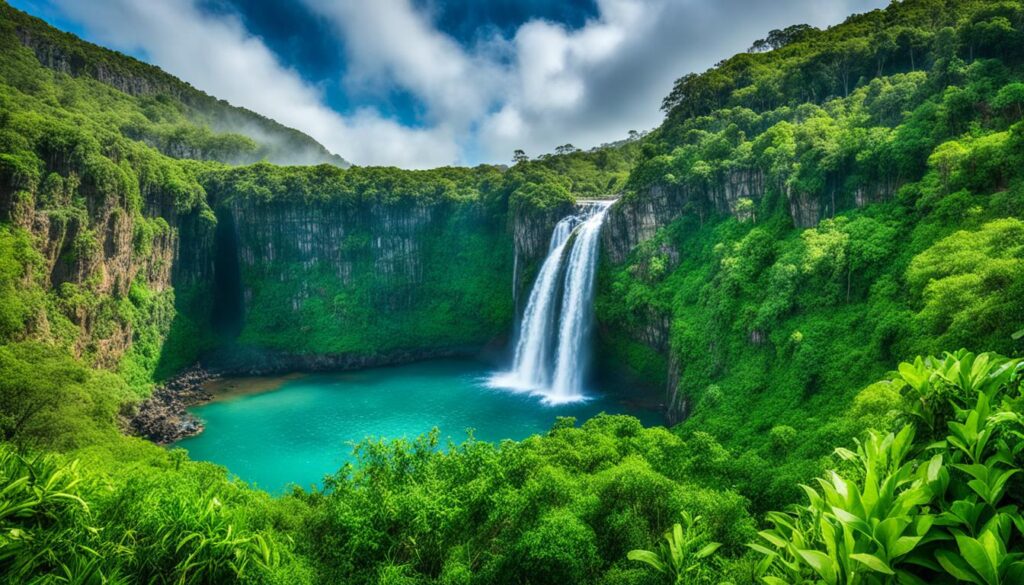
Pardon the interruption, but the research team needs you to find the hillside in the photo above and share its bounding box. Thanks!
[0,1,348,167]
[1,1,1023,584]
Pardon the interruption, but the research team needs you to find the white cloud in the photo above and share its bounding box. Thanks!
[50,0,891,167]
[303,0,889,165]
[476,0,891,162]
[51,0,458,168]
[303,0,505,129]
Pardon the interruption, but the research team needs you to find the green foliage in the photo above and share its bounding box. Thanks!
[0,441,311,584]
[0,1,344,167]
[627,511,722,584]
[753,350,1024,584]
[0,342,129,449]
[600,8,1024,475]
[296,416,755,584]
[2,0,1024,584]
[0,445,114,583]
[659,0,1024,122]
[906,219,1024,352]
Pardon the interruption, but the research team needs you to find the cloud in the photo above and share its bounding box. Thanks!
[48,0,890,167]
[50,0,458,168]
[304,0,505,128]
[476,0,892,162]
[302,0,889,165]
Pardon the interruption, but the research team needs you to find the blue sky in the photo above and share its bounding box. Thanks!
[9,0,889,168]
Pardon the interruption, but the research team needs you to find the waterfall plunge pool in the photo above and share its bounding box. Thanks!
[174,359,660,493]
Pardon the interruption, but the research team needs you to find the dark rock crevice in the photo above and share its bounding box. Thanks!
[211,208,243,339]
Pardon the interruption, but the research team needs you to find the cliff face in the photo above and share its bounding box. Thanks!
[598,169,901,420]
[229,199,437,311]
[204,194,515,371]
[604,169,900,263]
[0,168,198,369]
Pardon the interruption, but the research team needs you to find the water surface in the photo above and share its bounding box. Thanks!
[175,360,658,492]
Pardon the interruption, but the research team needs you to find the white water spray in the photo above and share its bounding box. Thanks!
[489,201,612,404]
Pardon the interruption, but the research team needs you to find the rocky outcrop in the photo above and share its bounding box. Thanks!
[0,171,189,367]
[603,169,773,263]
[603,185,686,264]
[126,367,212,444]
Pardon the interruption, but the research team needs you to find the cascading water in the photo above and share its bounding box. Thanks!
[489,201,613,404]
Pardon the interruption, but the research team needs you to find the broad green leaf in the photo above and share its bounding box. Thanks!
[936,549,983,584]
[851,553,895,575]
[758,530,789,550]
[890,536,922,559]
[747,543,779,557]
[695,542,721,559]
[797,549,837,585]
[627,550,667,574]
[955,533,999,585]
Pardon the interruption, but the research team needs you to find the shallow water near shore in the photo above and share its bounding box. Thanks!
[174,359,660,493]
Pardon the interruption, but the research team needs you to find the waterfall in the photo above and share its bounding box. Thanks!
[489,201,612,404]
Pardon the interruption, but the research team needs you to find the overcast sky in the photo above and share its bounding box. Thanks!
[11,0,890,168]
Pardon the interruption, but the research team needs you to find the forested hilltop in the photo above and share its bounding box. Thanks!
[1,0,1023,584]
[0,2,348,167]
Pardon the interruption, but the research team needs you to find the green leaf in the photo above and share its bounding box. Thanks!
[695,542,721,559]
[851,553,895,575]
[890,536,922,559]
[936,549,983,584]
[797,549,837,585]
[747,543,779,558]
[955,533,999,585]
[758,530,789,549]
[926,454,943,483]
[627,550,667,574]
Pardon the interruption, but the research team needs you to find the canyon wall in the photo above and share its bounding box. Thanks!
[205,193,516,373]
[0,164,212,374]
[597,169,901,419]
[604,169,900,262]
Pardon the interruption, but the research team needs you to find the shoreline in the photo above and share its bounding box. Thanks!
[127,348,665,446]
[202,372,305,403]
[126,346,497,446]
[126,366,216,445]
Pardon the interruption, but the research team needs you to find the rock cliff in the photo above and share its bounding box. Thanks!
[598,168,901,421]
[203,192,516,370]
[0,166,195,369]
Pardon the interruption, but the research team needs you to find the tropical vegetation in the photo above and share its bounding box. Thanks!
[1,0,1024,583]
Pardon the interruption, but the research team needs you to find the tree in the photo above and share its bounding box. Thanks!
[895,26,932,71]
[843,217,897,301]
[0,343,87,444]
[555,144,579,155]
[928,140,968,192]
[993,83,1024,121]
[826,37,871,97]
[748,24,818,53]
[512,149,529,164]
